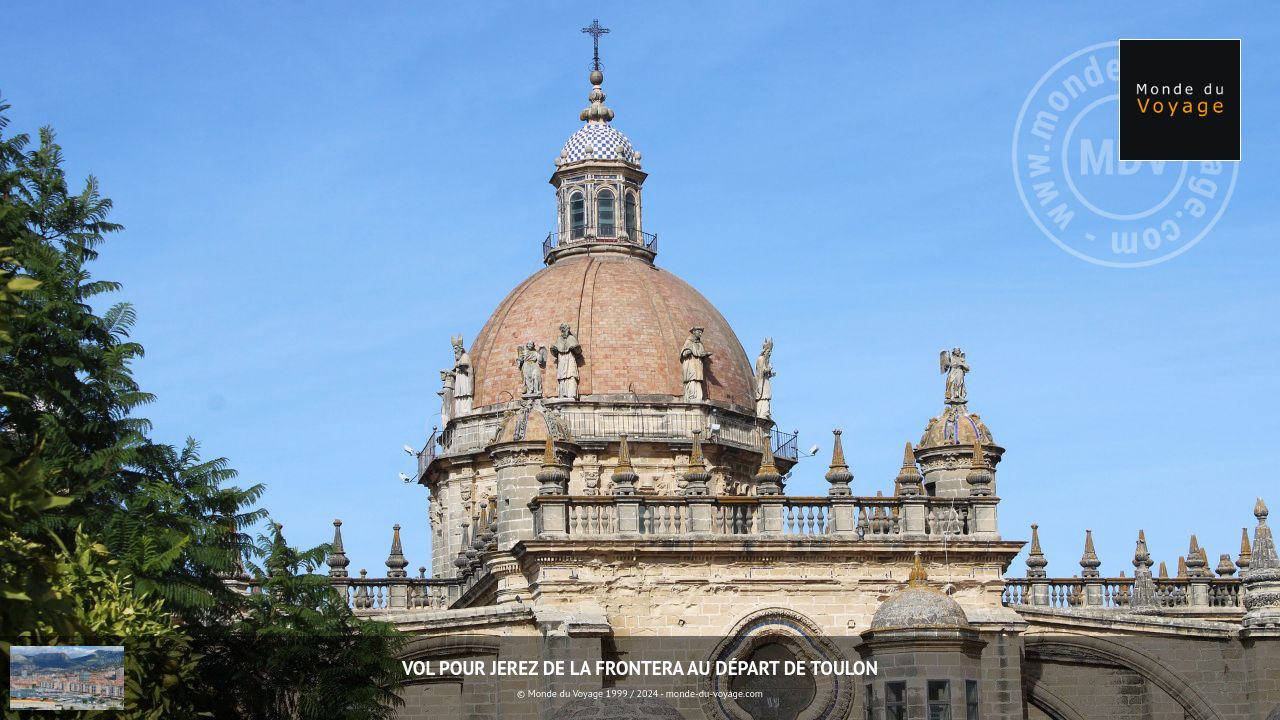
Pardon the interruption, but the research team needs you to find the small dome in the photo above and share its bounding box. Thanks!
[919,405,994,449]
[871,587,971,630]
[561,122,638,164]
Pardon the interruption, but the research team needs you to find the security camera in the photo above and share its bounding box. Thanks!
[808,444,820,456]
[399,473,412,483]
[403,444,416,456]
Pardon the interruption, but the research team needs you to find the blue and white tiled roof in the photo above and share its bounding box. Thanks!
[561,122,638,164]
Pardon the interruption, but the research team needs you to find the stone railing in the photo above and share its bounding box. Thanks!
[1002,577,1243,610]
[330,572,461,614]
[531,495,996,540]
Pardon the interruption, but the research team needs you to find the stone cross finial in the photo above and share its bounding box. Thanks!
[327,519,350,578]
[1238,527,1252,571]
[894,441,924,497]
[385,524,408,578]
[611,434,638,496]
[1079,529,1101,578]
[1026,524,1048,579]
[682,430,711,496]
[754,432,783,496]
[824,429,853,497]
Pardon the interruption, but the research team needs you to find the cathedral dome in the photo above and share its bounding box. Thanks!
[918,405,995,450]
[560,122,638,164]
[468,252,755,410]
[870,557,971,630]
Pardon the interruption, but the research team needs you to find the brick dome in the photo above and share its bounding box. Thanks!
[469,252,755,410]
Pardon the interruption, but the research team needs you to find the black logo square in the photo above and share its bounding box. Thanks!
[1119,39,1240,161]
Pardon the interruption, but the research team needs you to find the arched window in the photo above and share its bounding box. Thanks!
[597,189,615,237]
[625,192,638,236]
[569,192,585,239]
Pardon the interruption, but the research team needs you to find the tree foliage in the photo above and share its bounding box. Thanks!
[1,94,404,718]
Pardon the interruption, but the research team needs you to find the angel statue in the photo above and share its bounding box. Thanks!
[940,347,969,405]
[451,336,473,415]
[516,341,548,397]
[754,337,775,419]
[550,323,582,399]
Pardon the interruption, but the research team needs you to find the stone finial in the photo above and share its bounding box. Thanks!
[1079,529,1101,578]
[824,430,853,496]
[1026,524,1048,579]
[1130,530,1157,610]
[1159,561,1169,579]
[682,430,711,496]
[1176,556,1188,578]
[1216,554,1237,577]
[326,519,350,578]
[1252,497,1278,571]
[611,434,639,496]
[385,524,408,578]
[536,436,568,495]
[1237,528,1252,571]
[1185,535,1207,577]
[907,550,929,587]
[894,441,924,497]
[453,522,471,571]
[754,432,783,496]
[966,440,993,497]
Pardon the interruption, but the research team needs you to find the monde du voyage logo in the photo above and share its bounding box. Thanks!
[1013,40,1240,268]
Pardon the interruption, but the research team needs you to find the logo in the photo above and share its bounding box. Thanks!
[1012,42,1238,268]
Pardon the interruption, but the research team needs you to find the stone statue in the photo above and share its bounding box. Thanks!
[550,323,582,399]
[940,347,969,405]
[437,369,455,427]
[680,327,712,401]
[754,337,775,418]
[516,341,548,397]
[451,336,473,415]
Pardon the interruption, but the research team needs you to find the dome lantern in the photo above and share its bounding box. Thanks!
[545,21,653,265]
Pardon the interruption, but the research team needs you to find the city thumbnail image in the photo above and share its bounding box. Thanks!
[8,646,125,711]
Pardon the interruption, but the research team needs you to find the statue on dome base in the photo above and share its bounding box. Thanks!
[755,337,775,418]
[550,323,582,399]
[940,347,969,405]
[681,327,712,401]
[451,336,473,415]
[516,341,548,397]
[437,369,455,427]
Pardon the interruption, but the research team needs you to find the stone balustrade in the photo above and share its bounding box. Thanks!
[1002,577,1243,610]
[330,571,460,615]
[530,494,997,539]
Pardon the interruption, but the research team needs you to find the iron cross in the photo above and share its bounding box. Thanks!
[581,19,610,70]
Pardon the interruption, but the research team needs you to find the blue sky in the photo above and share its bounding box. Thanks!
[5,2,1278,581]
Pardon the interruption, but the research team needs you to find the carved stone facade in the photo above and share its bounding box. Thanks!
[312,48,1279,720]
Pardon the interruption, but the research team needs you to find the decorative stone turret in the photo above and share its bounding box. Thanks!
[754,433,784,496]
[824,430,853,497]
[1238,527,1253,572]
[537,437,569,495]
[1026,524,1048,579]
[1243,497,1280,629]
[327,519,350,578]
[915,350,1004,497]
[894,441,924,497]
[1186,535,1208,577]
[966,440,993,497]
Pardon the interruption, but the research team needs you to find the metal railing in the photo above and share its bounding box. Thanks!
[543,227,658,261]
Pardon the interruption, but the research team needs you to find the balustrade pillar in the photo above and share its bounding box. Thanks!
[535,498,569,538]
[900,498,927,537]
[615,496,641,534]
[829,497,856,536]
[970,498,999,540]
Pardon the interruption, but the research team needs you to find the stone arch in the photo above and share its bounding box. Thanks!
[702,608,853,720]
[1023,634,1222,720]
[1024,680,1088,720]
